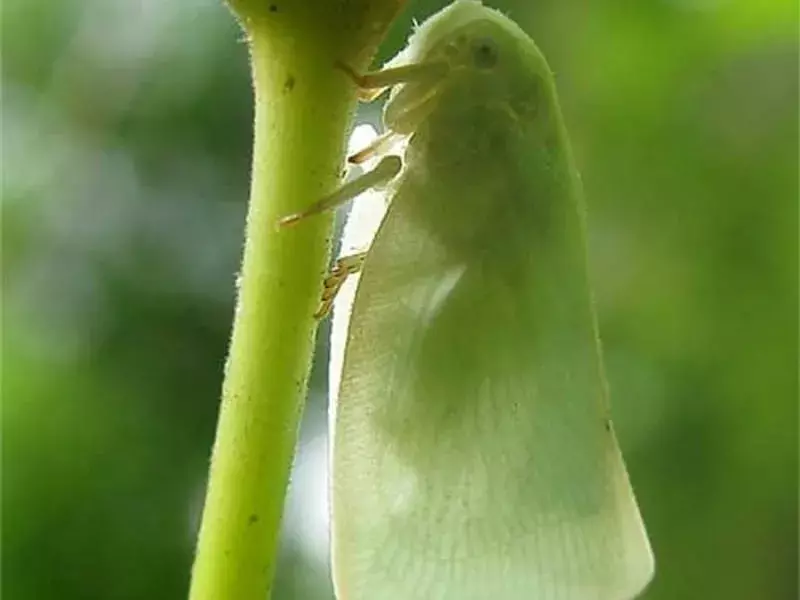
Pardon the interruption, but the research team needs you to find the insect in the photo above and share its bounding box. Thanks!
[281,1,654,598]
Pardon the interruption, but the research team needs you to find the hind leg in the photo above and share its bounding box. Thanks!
[315,252,368,319]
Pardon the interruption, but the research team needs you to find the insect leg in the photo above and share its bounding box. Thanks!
[347,130,402,165]
[315,252,368,319]
[336,60,449,102]
[278,155,401,227]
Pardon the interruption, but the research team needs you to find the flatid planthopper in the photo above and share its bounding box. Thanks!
[280,1,654,598]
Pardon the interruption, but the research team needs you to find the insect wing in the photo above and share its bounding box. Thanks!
[329,186,653,600]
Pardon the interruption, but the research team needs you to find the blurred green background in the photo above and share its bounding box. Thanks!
[3,0,797,598]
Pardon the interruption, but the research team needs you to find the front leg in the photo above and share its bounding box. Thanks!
[337,60,449,102]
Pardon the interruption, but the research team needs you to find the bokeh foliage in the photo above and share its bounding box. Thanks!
[2,0,797,598]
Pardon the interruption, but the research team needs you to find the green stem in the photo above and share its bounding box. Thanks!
[189,3,404,599]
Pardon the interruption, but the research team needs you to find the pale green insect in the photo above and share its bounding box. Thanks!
[284,1,654,598]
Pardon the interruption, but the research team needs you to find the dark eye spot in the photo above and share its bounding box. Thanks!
[471,37,498,69]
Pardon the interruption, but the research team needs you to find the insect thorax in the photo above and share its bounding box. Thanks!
[395,92,571,272]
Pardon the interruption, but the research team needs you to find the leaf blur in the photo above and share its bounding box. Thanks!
[2,0,797,598]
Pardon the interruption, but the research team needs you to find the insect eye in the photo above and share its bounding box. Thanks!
[471,37,498,69]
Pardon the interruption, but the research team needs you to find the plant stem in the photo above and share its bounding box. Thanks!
[189,3,404,599]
